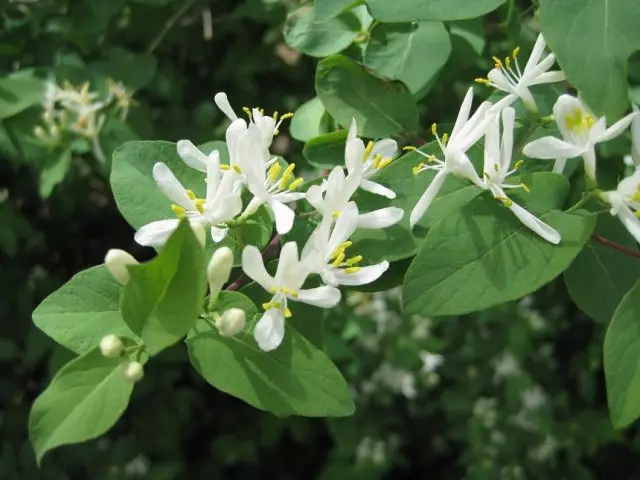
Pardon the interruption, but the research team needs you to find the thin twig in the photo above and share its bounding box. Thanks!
[147,0,197,54]
[225,234,282,291]
[591,235,640,259]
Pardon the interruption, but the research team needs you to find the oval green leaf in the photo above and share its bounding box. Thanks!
[366,0,506,21]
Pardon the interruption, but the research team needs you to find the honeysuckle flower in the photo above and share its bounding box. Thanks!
[99,334,124,358]
[214,91,293,152]
[482,107,561,244]
[104,249,139,285]
[302,202,389,286]
[409,87,494,228]
[624,105,640,167]
[476,34,565,113]
[215,308,246,337]
[242,242,341,351]
[123,361,144,382]
[601,166,640,244]
[134,156,243,247]
[346,120,397,199]
[522,95,637,181]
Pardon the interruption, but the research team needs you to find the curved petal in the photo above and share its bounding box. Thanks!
[306,185,325,212]
[225,118,248,165]
[553,94,584,139]
[450,87,474,140]
[210,226,228,243]
[597,111,637,143]
[177,140,208,172]
[507,200,561,244]
[524,34,547,73]
[360,179,396,199]
[324,166,348,210]
[522,136,584,159]
[358,206,404,229]
[500,107,516,172]
[487,69,513,93]
[483,114,501,176]
[489,94,518,115]
[529,70,565,86]
[552,158,567,174]
[332,261,389,286]
[615,204,640,244]
[134,219,180,248]
[345,137,365,176]
[371,138,398,160]
[327,201,358,255]
[214,92,238,121]
[581,147,597,182]
[409,170,447,228]
[270,200,295,235]
[205,150,222,201]
[241,245,274,290]
[254,309,285,352]
[152,163,195,210]
[347,117,358,142]
[296,285,341,308]
[274,191,306,203]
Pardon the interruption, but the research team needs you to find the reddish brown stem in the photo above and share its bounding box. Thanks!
[591,235,640,259]
[225,234,282,291]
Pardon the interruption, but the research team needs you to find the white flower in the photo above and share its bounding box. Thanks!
[521,385,547,411]
[482,107,561,244]
[601,166,640,243]
[99,334,124,358]
[624,105,640,167]
[419,350,443,373]
[134,153,243,247]
[302,202,389,287]
[477,34,565,113]
[123,361,144,382]
[242,241,341,351]
[215,308,246,337]
[346,119,397,199]
[522,95,637,181]
[104,249,138,285]
[410,87,494,228]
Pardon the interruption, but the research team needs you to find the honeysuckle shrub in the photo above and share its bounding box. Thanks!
[3,0,640,477]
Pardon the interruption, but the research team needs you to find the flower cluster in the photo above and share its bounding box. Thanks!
[409,34,639,246]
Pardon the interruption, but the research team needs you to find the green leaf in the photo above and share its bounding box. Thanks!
[284,6,360,58]
[604,280,640,428]
[187,324,354,417]
[302,129,347,168]
[290,97,331,142]
[366,0,506,21]
[98,118,139,166]
[565,215,640,323]
[364,22,451,96]
[315,0,362,21]
[29,348,134,463]
[539,0,640,118]
[33,266,138,355]
[121,220,207,355]
[0,76,44,120]
[316,55,419,137]
[92,47,157,90]
[403,173,596,316]
[39,149,72,198]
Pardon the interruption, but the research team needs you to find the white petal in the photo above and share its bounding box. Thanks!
[529,70,565,86]
[487,69,513,93]
[522,53,556,83]
[553,94,584,139]
[358,207,404,229]
[631,105,640,160]
[210,226,228,243]
[332,261,389,286]
[177,140,208,172]
[306,185,325,212]
[552,158,567,173]
[274,191,306,203]
[134,219,180,247]
[409,169,447,228]
[327,201,358,255]
[581,147,597,182]
[457,106,495,153]
[524,34,547,73]
[360,179,396,199]
[241,245,274,290]
[152,162,195,210]
[450,151,483,187]
[225,119,248,165]
[296,285,341,308]
[522,137,584,159]
[214,92,238,121]
[483,114,501,176]
[254,309,285,352]
[371,138,398,160]
[597,112,637,143]
[345,137,365,175]
[615,204,640,244]
[507,200,561,244]
[500,107,516,171]
[324,166,348,210]
[450,87,474,140]
[205,150,221,201]
[489,94,518,114]
[270,200,295,235]
[275,242,305,287]
[347,117,358,142]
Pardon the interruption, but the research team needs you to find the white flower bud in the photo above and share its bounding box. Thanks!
[207,246,234,292]
[123,361,144,382]
[190,222,206,247]
[99,334,123,358]
[104,249,138,285]
[216,308,246,337]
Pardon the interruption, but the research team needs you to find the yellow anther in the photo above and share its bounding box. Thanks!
[273,111,279,121]
[291,290,298,298]
[496,196,513,207]
[231,163,242,174]
[186,189,197,200]
[194,198,206,214]
[520,182,530,193]
[372,154,383,169]
[632,191,640,203]
[514,159,524,170]
[258,107,264,115]
[171,204,186,218]
[329,248,343,260]
[284,308,292,318]
[413,163,425,176]
[288,178,304,191]
[492,56,503,69]
[280,112,294,120]
[281,287,291,295]
[564,114,574,131]
[269,287,277,293]
[441,133,448,146]
[346,255,363,266]
[431,123,437,135]
[340,241,353,249]
[403,146,417,151]
[268,163,281,181]
[220,164,230,171]
[512,46,520,58]
[363,140,375,160]
[242,106,252,118]
[262,302,272,310]
[483,172,491,180]
[332,251,346,267]
[585,115,595,128]
[475,77,490,85]
[332,211,340,218]
[279,163,296,189]
[378,157,393,169]
[428,155,437,163]
[344,267,361,274]
[505,57,511,69]
[273,301,282,309]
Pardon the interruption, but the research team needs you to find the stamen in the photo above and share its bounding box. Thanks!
[171,204,186,218]
[291,290,299,298]
[441,133,448,146]
[512,46,520,58]
[514,159,524,170]
[431,123,437,135]
[242,106,252,119]
[378,157,393,169]
[372,154,383,169]
[284,308,292,318]
[269,287,277,293]
[186,189,197,200]
[344,267,361,274]
[492,56,503,69]
[340,241,353,249]
[279,163,296,189]
[262,302,272,310]
[332,251,346,267]
[332,211,340,218]
[363,141,375,160]
[505,56,511,69]
[520,182,530,193]
[428,155,437,163]
[273,301,282,309]
[346,255,362,266]
[475,78,490,85]
[403,146,417,151]
[220,164,230,171]
[413,163,425,176]
[281,287,290,294]
[495,196,513,207]
[268,163,281,181]
[231,163,242,174]
[280,113,294,121]
[288,178,304,191]
[194,198,206,214]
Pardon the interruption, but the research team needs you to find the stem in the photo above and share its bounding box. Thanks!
[591,235,640,259]
[501,0,515,28]
[147,0,197,54]
[91,135,107,164]
[565,192,595,213]
[225,234,282,291]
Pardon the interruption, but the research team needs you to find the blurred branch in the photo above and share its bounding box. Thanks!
[592,235,640,259]
[147,0,198,54]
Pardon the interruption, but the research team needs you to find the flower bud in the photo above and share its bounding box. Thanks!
[207,247,234,293]
[190,222,206,247]
[216,308,246,337]
[99,334,123,358]
[123,361,144,382]
[104,249,138,285]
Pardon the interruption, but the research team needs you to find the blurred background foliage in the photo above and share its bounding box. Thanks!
[2,0,640,478]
